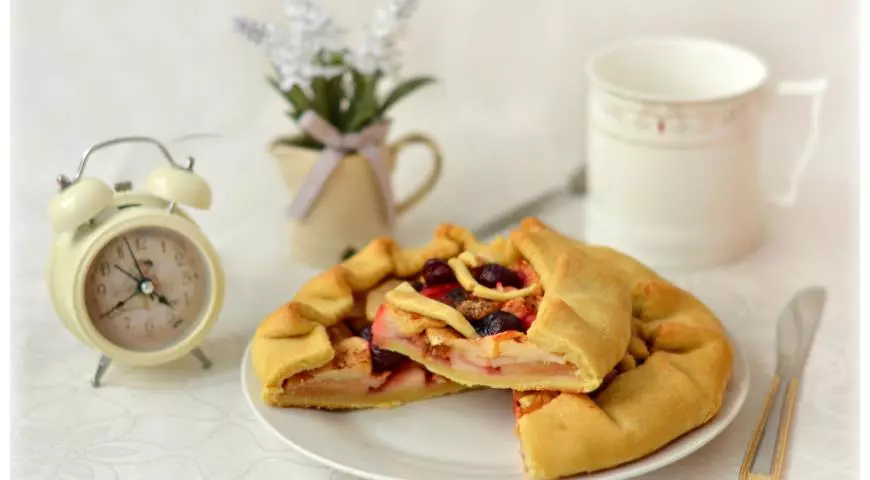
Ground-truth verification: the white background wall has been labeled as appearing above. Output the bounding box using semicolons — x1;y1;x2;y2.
11;0;859;297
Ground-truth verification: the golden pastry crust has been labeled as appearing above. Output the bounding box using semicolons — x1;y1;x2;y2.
514;229;733;480
376;218;634;393
518;221;633;388
252;228;472;408
252;217;733;478
265;367;467;409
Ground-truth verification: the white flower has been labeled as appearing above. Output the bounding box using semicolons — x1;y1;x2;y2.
235;0;346;92
349;0;420;77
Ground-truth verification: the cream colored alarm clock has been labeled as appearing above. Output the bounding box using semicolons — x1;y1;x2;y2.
47;136;225;387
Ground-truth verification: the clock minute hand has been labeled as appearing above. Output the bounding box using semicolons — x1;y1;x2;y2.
122;236;146;278
99;290;140;318
113;265;140;282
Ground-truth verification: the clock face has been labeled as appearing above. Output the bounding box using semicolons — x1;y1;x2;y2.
84;227;210;352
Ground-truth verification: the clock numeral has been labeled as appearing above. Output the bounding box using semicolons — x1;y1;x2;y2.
175;251;185;267
124;316;131;330
145;320;155;337
100;262;110;277
161;240;166;253
115;244;125;260
182;272;193;286
96;284;107;296
170;314;183;329
184;291;190;306
135;237;147;251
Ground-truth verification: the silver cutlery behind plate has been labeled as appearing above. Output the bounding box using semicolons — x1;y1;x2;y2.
338;165;587;261
739;286;827;479
471;165;587;239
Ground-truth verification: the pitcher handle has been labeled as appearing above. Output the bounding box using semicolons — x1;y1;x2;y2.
389;133;443;214
766;78;828;207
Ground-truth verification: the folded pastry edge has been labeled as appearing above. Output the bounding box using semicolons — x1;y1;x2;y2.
251;223;498;405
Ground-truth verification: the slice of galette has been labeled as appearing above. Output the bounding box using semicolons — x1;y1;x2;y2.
511;240;733;480
251;231;472;409
371;218;634;393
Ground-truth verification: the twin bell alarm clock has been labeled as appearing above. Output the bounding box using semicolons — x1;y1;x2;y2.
47;136;226;387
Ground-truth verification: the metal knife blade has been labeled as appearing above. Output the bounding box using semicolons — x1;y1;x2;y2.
471;165;588;240
472;189;566;239
775;286;827;378
746;286;828;477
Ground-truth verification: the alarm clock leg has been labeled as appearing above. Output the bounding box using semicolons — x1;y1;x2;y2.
190;347;212;370
91;354;112;387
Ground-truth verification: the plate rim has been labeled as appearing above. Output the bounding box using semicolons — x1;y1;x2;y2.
241;334;751;480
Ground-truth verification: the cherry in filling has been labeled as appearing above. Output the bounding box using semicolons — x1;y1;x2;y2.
475;311;526;336
414;259;537;336
473;263;524;289
357;324;408;373
421;258;457;286
502;297;537;329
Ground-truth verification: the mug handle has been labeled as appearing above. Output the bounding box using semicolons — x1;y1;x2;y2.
766;78;828;207
389;133;444;214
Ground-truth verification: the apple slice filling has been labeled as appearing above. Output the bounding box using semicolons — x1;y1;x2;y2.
511;320;654;419
372;255;586;381
374;306;577;379
280;319;449;398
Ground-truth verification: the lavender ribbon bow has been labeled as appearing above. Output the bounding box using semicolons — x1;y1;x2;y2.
287;111;395;227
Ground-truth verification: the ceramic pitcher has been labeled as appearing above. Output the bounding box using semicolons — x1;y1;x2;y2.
272;133;442;268
583;36;827;269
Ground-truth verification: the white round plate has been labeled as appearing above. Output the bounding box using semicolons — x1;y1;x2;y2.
242;338;750;480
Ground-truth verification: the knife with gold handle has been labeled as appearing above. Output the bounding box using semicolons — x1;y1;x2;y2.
739;286;827;479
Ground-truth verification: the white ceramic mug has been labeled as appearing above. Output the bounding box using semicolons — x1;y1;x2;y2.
583;36;827;269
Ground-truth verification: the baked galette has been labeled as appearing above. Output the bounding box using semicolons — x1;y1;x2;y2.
371;219;633;393
251;217;733;480
509;225;733;479
251;231;476;409
370;218;733;479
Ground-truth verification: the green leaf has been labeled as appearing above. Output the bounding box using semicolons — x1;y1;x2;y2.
341;70;366;130
327;73;345;126
266;76;283;94
274;134;322;150
306;49;350;127
267;77;311;120
344;70;381;132
286;85;312;115
320;50;347;68
378;76;436;116
346;100;378;132
325;57;354;130
310;77;332;121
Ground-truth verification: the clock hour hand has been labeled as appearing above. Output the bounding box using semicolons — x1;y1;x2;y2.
122;236;146;278
99;290;139;318
151;292;175;310
113;265;140;282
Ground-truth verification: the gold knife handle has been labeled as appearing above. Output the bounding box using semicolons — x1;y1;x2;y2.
739;374;800;479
